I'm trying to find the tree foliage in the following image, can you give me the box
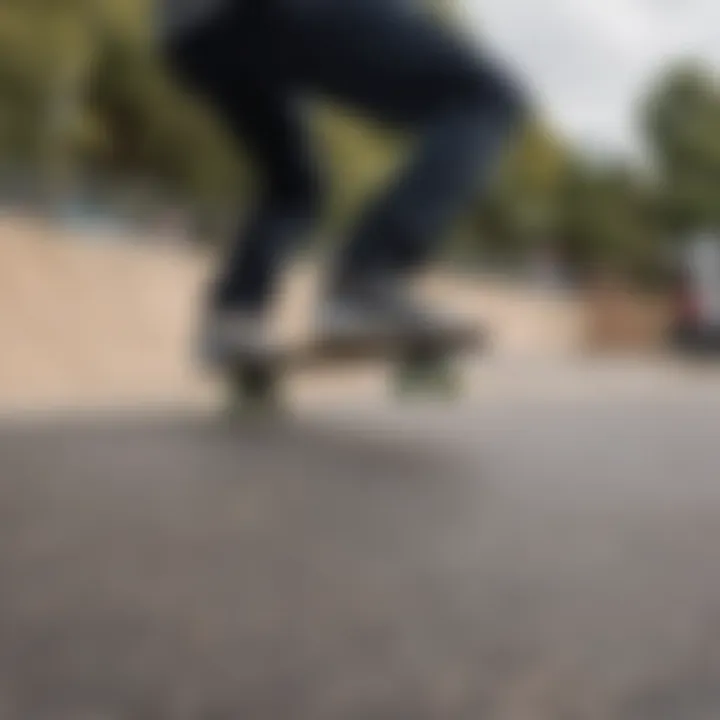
[642,60,720,235]
[0,1,718,285]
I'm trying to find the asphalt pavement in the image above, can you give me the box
[1,363,720,718]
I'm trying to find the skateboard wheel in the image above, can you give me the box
[227,363,280,415]
[393,355,461,399]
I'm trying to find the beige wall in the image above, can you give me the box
[0,216,670,409]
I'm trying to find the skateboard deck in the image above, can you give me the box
[219,325,487,412]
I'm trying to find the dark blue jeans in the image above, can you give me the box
[167,0,525,311]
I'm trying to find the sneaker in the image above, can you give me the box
[196,309,271,368]
[316,278,471,347]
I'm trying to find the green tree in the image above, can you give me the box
[555,158,660,281]
[642,60,720,236]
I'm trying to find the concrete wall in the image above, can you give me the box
[0,216,665,409]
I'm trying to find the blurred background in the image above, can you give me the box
[2,2,720,719]
[2,0,720,410]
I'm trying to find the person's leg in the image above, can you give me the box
[209,91,320,313]
[166,7,321,316]
[275,0,525,287]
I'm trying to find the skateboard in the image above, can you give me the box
[218,325,486,414]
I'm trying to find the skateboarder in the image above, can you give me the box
[159,0,525,362]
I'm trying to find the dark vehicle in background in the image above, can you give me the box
[672,233,720,354]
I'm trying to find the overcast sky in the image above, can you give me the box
[464,0,720,158]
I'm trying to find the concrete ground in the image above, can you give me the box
[2,363,720,719]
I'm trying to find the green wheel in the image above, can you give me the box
[226,362,281,417]
[393,354,462,399]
